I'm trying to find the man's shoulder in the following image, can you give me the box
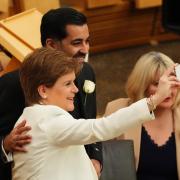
[0,70,20,83]
[80,62,94,76]
[82,62,94,73]
[0,70,21,92]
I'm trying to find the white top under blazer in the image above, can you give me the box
[12,98,154,180]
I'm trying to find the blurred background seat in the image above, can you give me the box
[100,140,137,180]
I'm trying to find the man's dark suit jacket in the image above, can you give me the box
[0,62,102,180]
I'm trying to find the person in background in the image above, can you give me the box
[105,51,180,180]
[0,7,102,180]
[12,47,179,180]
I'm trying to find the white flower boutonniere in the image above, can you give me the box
[83,80,95,106]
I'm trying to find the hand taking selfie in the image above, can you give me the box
[152,65,180,106]
[3,120,32,153]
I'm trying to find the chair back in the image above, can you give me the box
[100,140,137,180]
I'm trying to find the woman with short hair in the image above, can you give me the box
[13,49,180,180]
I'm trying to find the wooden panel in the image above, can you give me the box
[86,0,119,9]
[5,0,178,55]
[56,1,179,53]
[0,0,9,13]
[135,0,162,9]
[0,9,42,62]
[0,27,32,62]
[0,51,11,69]
[0,57,21,76]
[0,0,11,19]
[60,0,85,11]
[19,0,60,13]
[83,3,180,53]
[0,9,42,50]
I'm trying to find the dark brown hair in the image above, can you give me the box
[41,7,87,46]
[20,47,80,105]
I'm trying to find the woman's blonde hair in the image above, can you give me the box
[126,51,180,108]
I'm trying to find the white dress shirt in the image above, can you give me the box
[1,139,13,162]
[12,98,154,180]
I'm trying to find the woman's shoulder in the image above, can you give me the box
[23,105,73,128]
[104,98,131,116]
[24,104,70,117]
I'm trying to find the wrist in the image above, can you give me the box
[147,95,157,111]
[3,136,10,153]
[152,93,161,107]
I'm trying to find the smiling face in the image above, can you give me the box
[146,72,177,109]
[47,24,90,64]
[39,71,78,111]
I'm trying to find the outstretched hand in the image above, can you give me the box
[3,120,32,153]
[153,64,180,106]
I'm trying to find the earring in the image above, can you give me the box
[42,95,47,99]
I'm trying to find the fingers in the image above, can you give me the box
[16,119,31,133]
[168,76,177,81]
[13,146,28,153]
[16,134,32,141]
[155,64,180,105]
[13,132,32,152]
[163,69,180,88]
[3,120,32,153]
[16,125,31,134]
[12,140,30,152]
[172,81,180,87]
[16,120,26,129]
[16,139,31,147]
[163,64,176,76]
[168,75,180,87]
[11,134,32,152]
[15,119,31,134]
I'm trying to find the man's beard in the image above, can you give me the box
[73,52,88,70]
[73,52,86,61]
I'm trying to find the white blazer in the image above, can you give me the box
[12,99,154,180]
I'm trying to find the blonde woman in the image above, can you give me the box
[105,52,180,180]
